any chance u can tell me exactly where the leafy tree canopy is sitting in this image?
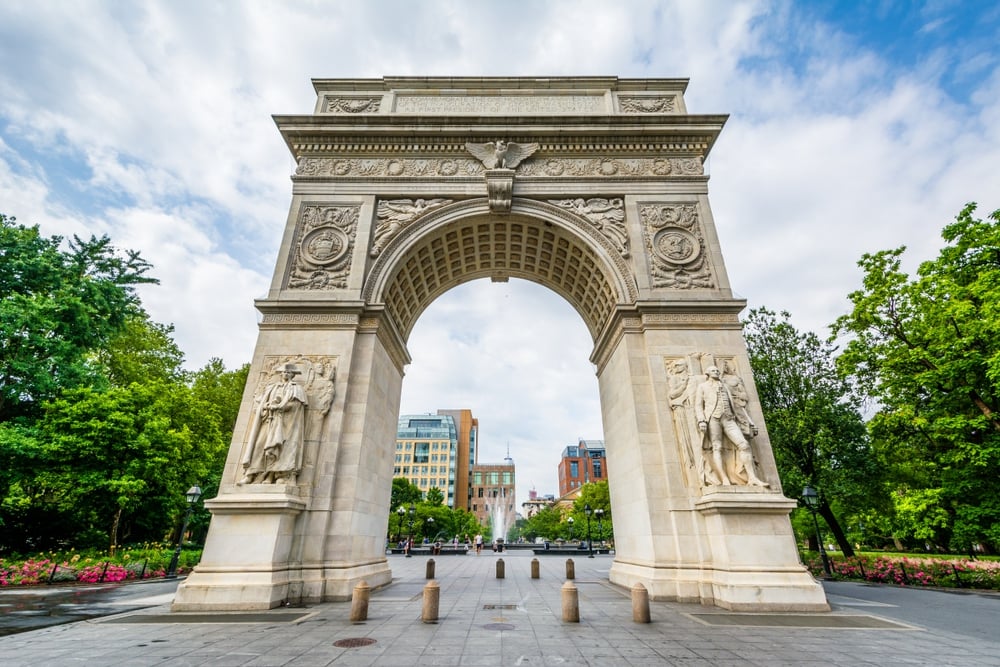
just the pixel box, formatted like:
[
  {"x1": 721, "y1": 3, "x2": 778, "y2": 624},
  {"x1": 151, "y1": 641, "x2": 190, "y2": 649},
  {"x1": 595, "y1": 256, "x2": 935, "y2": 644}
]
[
  {"x1": 744, "y1": 307, "x2": 882, "y2": 556},
  {"x1": 0, "y1": 214, "x2": 156, "y2": 422},
  {"x1": 832, "y1": 203, "x2": 1000, "y2": 552}
]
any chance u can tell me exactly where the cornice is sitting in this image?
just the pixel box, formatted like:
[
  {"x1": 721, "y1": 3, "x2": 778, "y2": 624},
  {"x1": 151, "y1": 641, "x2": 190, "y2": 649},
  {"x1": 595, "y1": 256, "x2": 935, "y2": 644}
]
[{"x1": 310, "y1": 76, "x2": 690, "y2": 94}]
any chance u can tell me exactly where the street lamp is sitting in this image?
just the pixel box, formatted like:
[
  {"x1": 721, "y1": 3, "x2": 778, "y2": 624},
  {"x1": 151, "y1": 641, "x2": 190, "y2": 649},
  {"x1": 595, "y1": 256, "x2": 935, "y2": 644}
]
[
  {"x1": 405, "y1": 504, "x2": 415, "y2": 558},
  {"x1": 584, "y1": 504, "x2": 594, "y2": 558},
  {"x1": 396, "y1": 506, "x2": 406, "y2": 543},
  {"x1": 166, "y1": 486, "x2": 202, "y2": 578},
  {"x1": 426, "y1": 516, "x2": 435, "y2": 541},
  {"x1": 567, "y1": 516, "x2": 575, "y2": 542},
  {"x1": 802, "y1": 486, "x2": 832, "y2": 577},
  {"x1": 594, "y1": 508, "x2": 605, "y2": 549}
]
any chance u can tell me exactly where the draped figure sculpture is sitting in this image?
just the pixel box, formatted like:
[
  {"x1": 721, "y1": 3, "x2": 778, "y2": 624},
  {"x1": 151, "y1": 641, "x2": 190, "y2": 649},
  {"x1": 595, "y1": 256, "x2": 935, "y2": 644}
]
[{"x1": 239, "y1": 364, "x2": 308, "y2": 485}]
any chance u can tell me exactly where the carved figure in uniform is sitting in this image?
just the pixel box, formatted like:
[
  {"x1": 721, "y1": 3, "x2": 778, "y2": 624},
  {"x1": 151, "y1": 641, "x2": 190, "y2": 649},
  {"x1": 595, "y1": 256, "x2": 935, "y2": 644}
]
[
  {"x1": 239, "y1": 364, "x2": 308, "y2": 485},
  {"x1": 693, "y1": 365, "x2": 769, "y2": 487}
]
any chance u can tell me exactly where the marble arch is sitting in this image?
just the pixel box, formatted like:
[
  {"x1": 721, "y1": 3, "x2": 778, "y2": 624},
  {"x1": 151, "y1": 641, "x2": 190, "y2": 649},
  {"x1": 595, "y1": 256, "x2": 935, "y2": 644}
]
[{"x1": 173, "y1": 77, "x2": 828, "y2": 612}]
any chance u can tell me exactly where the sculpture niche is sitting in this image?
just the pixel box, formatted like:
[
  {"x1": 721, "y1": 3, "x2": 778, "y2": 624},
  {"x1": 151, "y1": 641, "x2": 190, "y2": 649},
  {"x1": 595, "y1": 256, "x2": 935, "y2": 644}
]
[
  {"x1": 668, "y1": 354, "x2": 768, "y2": 488},
  {"x1": 239, "y1": 359, "x2": 336, "y2": 486}
]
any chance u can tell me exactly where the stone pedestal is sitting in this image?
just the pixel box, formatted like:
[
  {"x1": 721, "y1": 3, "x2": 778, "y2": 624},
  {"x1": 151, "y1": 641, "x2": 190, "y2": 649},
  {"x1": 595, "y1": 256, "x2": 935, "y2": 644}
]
[{"x1": 172, "y1": 491, "x2": 306, "y2": 611}]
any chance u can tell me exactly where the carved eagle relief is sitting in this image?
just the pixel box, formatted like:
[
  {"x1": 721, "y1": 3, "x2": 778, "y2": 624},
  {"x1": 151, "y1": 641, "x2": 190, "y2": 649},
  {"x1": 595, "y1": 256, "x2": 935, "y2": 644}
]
[{"x1": 465, "y1": 140, "x2": 540, "y2": 169}]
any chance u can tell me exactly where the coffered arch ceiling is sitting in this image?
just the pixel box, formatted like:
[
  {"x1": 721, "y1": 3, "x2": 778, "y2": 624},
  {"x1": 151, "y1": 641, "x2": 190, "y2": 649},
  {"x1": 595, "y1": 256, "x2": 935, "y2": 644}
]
[{"x1": 364, "y1": 198, "x2": 637, "y2": 342}]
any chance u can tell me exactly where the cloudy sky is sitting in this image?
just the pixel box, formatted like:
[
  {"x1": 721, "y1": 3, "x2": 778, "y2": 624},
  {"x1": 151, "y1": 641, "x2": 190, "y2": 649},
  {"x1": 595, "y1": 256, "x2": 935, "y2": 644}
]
[{"x1": 2, "y1": 1, "x2": 998, "y2": 510}]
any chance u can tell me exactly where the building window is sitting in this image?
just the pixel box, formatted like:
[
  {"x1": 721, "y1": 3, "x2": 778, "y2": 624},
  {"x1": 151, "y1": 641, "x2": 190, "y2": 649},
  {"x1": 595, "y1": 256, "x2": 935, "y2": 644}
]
[
  {"x1": 414, "y1": 442, "x2": 430, "y2": 464},
  {"x1": 478, "y1": 488, "x2": 483, "y2": 498},
  {"x1": 474, "y1": 472, "x2": 482, "y2": 485},
  {"x1": 593, "y1": 460, "x2": 602, "y2": 478},
  {"x1": 570, "y1": 461, "x2": 579, "y2": 478},
  {"x1": 489, "y1": 472, "x2": 499, "y2": 485},
  {"x1": 502, "y1": 472, "x2": 511, "y2": 485}
]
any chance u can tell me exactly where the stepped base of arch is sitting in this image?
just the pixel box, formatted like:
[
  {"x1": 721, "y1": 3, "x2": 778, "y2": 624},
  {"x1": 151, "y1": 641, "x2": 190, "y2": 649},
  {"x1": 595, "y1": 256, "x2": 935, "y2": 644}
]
[
  {"x1": 609, "y1": 560, "x2": 828, "y2": 611},
  {"x1": 172, "y1": 492, "x2": 394, "y2": 610},
  {"x1": 609, "y1": 491, "x2": 829, "y2": 611}
]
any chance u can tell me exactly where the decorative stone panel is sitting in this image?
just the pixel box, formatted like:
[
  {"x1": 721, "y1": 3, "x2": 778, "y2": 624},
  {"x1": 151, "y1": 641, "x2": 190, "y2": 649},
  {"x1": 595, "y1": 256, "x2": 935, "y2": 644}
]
[
  {"x1": 286, "y1": 205, "x2": 359, "y2": 290},
  {"x1": 619, "y1": 96, "x2": 677, "y2": 113},
  {"x1": 323, "y1": 97, "x2": 382, "y2": 113},
  {"x1": 639, "y1": 203, "x2": 715, "y2": 289}
]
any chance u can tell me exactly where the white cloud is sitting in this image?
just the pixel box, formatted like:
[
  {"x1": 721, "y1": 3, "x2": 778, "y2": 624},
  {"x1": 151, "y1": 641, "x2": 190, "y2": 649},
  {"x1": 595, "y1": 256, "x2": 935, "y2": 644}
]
[{"x1": 1, "y1": 0, "x2": 998, "y2": 508}]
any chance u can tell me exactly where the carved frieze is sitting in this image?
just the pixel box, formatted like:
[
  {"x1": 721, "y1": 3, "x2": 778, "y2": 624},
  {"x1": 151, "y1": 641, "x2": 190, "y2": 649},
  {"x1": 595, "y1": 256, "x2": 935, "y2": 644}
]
[
  {"x1": 296, "y1": 157, "x2": 484, "y2": 178},
  {"x1": 518, "y1": 157, "x2": 702, "y2": 177},
  {"x1": 550, "y1": 198, "x2": 629, "y2": 258},
  {"x1": 295, "y1": 156, "x2": 703, "y2": 179},
  {"x1": 639, "y1": 204, "x2": 715, "y2": 289},
  {"x1": 371, "y1": 199, "x2": 450, "y2": 256},
  {"x1": 287, "y1": 205, "x2": 359, "y2": 290},
  {"x1": 324, "y1": 97, "x2": 381, "y2": 113},
  {"x1": 260, "y1": 313, "x2": 360, "y2": 326},
  {"x1": 619, "y1": 96, "x2": 676, "y2": 113}
]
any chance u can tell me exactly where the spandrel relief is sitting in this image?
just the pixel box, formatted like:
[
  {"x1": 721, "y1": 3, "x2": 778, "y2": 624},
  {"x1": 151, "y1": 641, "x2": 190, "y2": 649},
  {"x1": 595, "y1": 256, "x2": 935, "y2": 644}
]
[
  {"x1": 640, "y1": 204, "x2": 715, "y2": 289},
  {"x1": 238, "y1": 356, "x2": 337, "y2": 487},
  {"x1": 551, "y1": 198, "x2": 629, "y2": 258},
  {"x1": 287, "y1": 205, "x2": 358, "y2": 290},
  {"x1": 371, "y1": 199, "x2": 450, "y2": 257},
  {"x1": 666, "y1": 354, "x2": 769, "y2": 489}
]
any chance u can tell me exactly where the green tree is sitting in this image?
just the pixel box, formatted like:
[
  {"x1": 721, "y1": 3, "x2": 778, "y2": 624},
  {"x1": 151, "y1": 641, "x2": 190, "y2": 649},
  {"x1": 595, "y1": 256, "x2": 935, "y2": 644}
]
[
  {"x1": 0, "y1": 215, "x2": 155, "y2": 422},
  {"x1": 1, "y1": 381, "x2": 220, "y2": 552},
  {"x1": 425, "y1": 486, "x2": 445, "y2": 506},
  {"x1": 390, "y1": 477, "x2": 422, "y2": 510},
  {"x1": 523, "y1": 505, "x2": 564, "y2": 542},
  {"x1": 573, "y1": 481, "x2": 613, "y2": 543},
  {"x1": 832, "y1": 204, "x2": 1000, "y2": 553},
  {"x1": 743, "y1": 307, "x2": 882, "y2": 556}
]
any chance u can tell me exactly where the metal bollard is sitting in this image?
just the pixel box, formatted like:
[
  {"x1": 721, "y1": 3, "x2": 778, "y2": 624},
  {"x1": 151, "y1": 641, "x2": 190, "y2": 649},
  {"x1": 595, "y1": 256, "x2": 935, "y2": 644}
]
[
  {"x1": 349, "y1": 580, "x2": 370, "y2": 622},
  {"x1": 565, "y1": 558, "x2": 575, "y2": 580},
  {"x1": 561, "y1": 580, "x2": 580, "y2": 622},
  {"x1": 631, "y1": 583, "x2": 650, "y2": 623},
  {"x1": 422, "y1": 580, "x2": 440, "y2": 623},
  {"x1": 496, "y1": 558, "x2": 505, "y2": 579},
  {"x1": 426, "y1": 558, "x2": 435, "y2": 580},
  {"x1": 531, "y1": 558, "x2": 540, "y2": 579}
]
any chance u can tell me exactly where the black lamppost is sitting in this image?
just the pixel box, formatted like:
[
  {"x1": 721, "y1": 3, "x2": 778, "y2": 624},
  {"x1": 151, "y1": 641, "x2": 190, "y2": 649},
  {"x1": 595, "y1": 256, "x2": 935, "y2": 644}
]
[
  {"x1": 567, "y1": 516, "x2": 574, "y2": 542},
  {"x1": 802, "y1": 486, "x2": 832, "y2": 577},
  {"x1": 396, "y1": 506, "x2": 406, "y2": 543},
  {"x1": 166, "y1": 486, "x2": 202, "y2": 578},
  {"x1": 594, "y1": 508, "x2": 605, "y2": 549},
  {"x1": 584, "y1": 504, "x2": 594, "y2": 558},
  {"x1": 405, "y1": 503, "x2": 415, "y2": 557},
  {"x1": 425, "y1": 516, "x2": 435, "y2": 541}
]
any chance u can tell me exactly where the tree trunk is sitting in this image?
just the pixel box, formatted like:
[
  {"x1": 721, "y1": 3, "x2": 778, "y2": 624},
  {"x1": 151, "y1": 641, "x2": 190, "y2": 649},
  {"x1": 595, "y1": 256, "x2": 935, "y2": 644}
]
[
  {"x1": 819, "y1": 502, "x2": 855, "y2": 557},
  {"x1": 109, "y1": 506, "x2": 122, "y2": 556}
]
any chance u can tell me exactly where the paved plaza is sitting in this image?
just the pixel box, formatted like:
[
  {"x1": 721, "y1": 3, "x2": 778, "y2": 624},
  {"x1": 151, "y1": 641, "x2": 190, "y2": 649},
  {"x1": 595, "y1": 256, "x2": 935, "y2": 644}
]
[{"x1": 1, "y1": 550, "x2": 997, "y2": 666}]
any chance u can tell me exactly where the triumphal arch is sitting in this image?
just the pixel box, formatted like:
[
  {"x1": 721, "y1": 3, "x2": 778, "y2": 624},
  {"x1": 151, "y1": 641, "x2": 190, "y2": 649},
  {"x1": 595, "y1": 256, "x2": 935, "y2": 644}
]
[{"x1": 173, "y1": 77, "x2": 828, "y2": 612}]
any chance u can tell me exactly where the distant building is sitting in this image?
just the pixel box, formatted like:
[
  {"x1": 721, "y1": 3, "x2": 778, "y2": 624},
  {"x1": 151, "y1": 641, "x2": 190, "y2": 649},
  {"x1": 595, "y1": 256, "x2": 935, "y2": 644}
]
[
  {"x1": 521, "y1": 488, "x2": 556, "y2": 518},
  {"x1": 436, "y1": 409, "x2": 478, "y2": 510},
  {"x1": 393, "y1": 410, "x2": 478, "y2": 509},
  {"x1": 393, "y1": 413, "x2": 457, "y2": 507},
  {"x1": 469, "y1": 450, "x2": 516, "y2": 536},
  {"x1": 557, "y1": 439, "x2": 606, "y2": 497}
]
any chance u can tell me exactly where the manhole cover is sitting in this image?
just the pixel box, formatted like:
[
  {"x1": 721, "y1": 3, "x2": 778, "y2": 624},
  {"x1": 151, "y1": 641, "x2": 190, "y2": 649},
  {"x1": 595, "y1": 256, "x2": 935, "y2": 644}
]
[
  {"x1": 483, "y1": 604, "x2": 517, "y2": 610},
  {"x1": 333, "y1": 637, "x2": 378, "y2": 648},
  {"x1": 482, "y1": 623, "x2": 516, "y2": 631}
]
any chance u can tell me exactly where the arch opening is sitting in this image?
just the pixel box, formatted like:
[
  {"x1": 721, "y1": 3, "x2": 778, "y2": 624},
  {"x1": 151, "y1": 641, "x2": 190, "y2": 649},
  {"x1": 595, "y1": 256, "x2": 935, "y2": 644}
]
[{"x1": 367, "y1": 200, "x2": 634, "y2": 342}]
